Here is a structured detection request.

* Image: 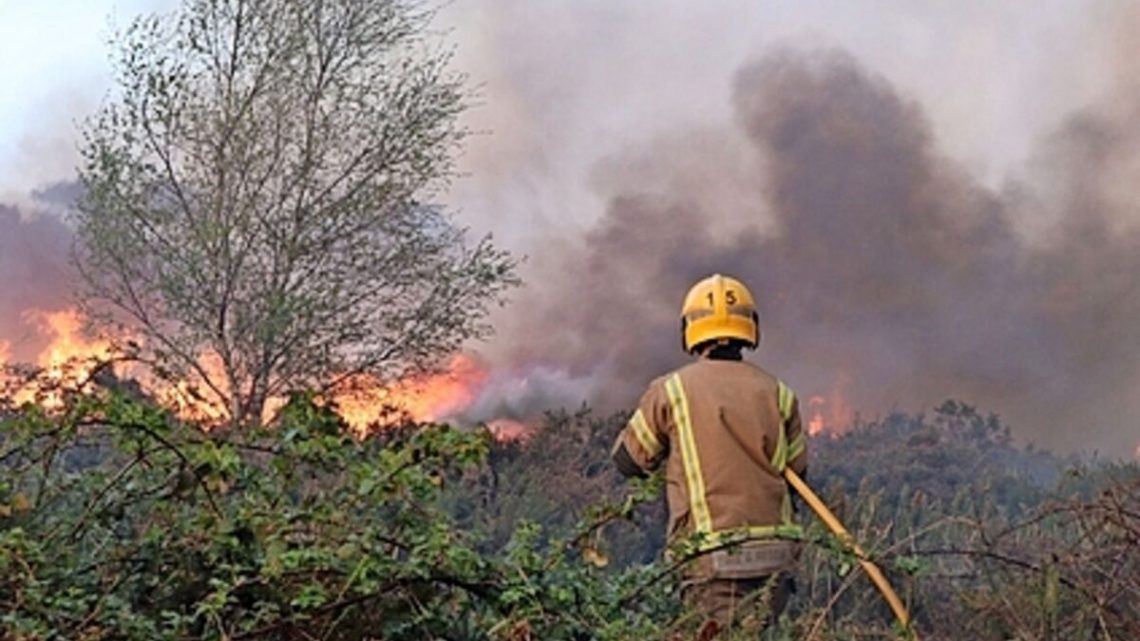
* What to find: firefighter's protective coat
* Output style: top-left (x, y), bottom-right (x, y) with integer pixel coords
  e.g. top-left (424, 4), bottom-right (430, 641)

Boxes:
top-left (612, 356), bottom-right (807, 577)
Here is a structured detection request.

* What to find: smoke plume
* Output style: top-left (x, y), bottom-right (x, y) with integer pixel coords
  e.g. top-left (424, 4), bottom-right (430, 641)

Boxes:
top-left (479, 48), bottom-right (1140, 456)
top-left (4, 2), bottom-right (1139, 455)
top-left (0, 199), bottom-right (78, 362)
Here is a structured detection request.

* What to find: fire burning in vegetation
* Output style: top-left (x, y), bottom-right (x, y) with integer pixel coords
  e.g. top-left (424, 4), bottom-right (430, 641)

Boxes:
top-left (806, 396), bottom-right (826, 436)
top-left (0, 307), bottom-right (530, 439)
top-left (331, 355), bottom-right (488, 431)
top-left (806, 394), bottom-right (852, 437)
top-left (0, 305), bottom-right (850, 441)
top-left (150, 351), bottom-right (233, 426)
top-left (7, 9), bottom-right (1140, 460)
top-left (0, 309), bottom-right (114, 409)
top-left (805, 373), bottom-right (853, 436)
top-left (28, 309), bottom-right (114, 370)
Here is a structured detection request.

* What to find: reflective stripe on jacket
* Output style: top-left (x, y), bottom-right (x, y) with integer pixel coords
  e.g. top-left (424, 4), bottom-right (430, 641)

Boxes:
top-left (612, 358), bottom-right (807, 559)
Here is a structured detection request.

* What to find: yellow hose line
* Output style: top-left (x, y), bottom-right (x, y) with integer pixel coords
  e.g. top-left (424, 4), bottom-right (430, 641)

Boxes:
top-left (784, 468), bottom-right (916, 638)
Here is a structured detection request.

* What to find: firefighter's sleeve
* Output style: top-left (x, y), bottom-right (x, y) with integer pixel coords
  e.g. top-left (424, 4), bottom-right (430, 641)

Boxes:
top-left (611, 382), bottom-right (670, 478)
top-left (785, 396), bottom-right (808, 476)
top-left (773, 380), bottom-right (808, 476)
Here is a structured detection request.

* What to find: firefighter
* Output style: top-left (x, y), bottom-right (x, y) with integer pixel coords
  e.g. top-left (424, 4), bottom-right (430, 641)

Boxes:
top-left (611, 273), bottom-right (807, 638)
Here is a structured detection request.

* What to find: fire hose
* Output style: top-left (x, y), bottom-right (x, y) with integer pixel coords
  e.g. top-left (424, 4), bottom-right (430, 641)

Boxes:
top-left (783, 468), bottom-right (917, 638)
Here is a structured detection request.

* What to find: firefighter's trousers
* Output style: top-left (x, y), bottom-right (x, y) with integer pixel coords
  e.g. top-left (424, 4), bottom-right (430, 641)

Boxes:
top-left (680, 573), bottom-right (793, 639)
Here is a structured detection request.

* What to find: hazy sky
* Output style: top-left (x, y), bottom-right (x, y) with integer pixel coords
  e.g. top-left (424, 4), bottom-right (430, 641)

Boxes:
top-left (447, 2), bottom-right (1133, 249)
top-left (0, 1), bottom-right (1119, 224)
top-left (0, 0), bottom-right (171, 203)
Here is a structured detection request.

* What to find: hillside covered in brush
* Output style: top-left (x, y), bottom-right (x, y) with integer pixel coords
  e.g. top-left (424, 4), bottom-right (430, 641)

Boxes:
top-left (1, 386), bottom-right (1136, 640)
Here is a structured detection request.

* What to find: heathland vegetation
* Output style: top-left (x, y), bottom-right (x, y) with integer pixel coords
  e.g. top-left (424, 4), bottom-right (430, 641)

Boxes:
top-left (1, 380), bottom-right (1137, 639)
top-left (1, 0), bottom-right (1137, 638)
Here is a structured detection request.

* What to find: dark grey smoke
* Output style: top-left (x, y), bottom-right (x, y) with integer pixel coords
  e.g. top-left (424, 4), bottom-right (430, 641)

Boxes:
top-left (0, 201), bottom-right (78, 361)
top-left (3, 38), bottom-right (1137, 454)
top-left (485, 49), bottom-right (1140, 456)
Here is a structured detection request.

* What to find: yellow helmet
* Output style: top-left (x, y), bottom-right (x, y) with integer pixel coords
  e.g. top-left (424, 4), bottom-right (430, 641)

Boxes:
top-left (680, 274), bottom-right (760, 353)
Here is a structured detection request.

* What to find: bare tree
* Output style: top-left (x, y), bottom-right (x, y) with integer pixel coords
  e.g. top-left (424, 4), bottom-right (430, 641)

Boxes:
top-left (74, 0), bottom-right (516, 426)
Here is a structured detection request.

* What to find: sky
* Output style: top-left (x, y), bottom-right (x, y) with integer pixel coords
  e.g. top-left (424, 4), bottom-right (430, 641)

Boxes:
top-left (438, 0), bottom-right (1124, 246)
top-left (1, 1), bottom-right (1138, 455)
top-left (0, 1), bottom-right (166, 202)
top-left (0, 1), bottom-right (1119, 227)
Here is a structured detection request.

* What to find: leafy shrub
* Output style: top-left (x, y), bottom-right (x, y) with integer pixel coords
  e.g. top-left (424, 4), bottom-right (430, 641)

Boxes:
top-left (2, 389), bottom-right (1137, 640)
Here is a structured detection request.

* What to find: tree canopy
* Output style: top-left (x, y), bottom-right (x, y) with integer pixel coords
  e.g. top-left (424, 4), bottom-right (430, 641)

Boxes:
top-left (75, 0), bottom-right (516, 426)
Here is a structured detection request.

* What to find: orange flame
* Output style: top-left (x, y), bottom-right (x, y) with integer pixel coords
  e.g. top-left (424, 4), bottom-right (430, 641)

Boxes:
top-left (1, 309), bottom-right (114, 408)
top-left (2, 308), bottom-right (522, 438)
top-left (333, 354), bottom-right (487, 434)
top-left (807, 395), bottom-right (827, 436)
top-left (27, 309), bottom-right (114, 370)
top-left (150, 351), bottom-right (233, 425)
top-left (487, 417), bottom-right (532, 442)
top-left (145, 350), bottom-right (492, 431)
top-left (805, 385), bottom-right (852, 437)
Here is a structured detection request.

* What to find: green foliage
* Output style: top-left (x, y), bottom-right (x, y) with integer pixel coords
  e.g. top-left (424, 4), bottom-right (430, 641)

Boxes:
top-left (2, 390), bottom-right (1137, 640)
top-left (449, 407), bottom-right (666, 567)
top-left (467, 402), bottom-right (1140, 640)
top-left (0, 390), bottom-right (502, 639)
